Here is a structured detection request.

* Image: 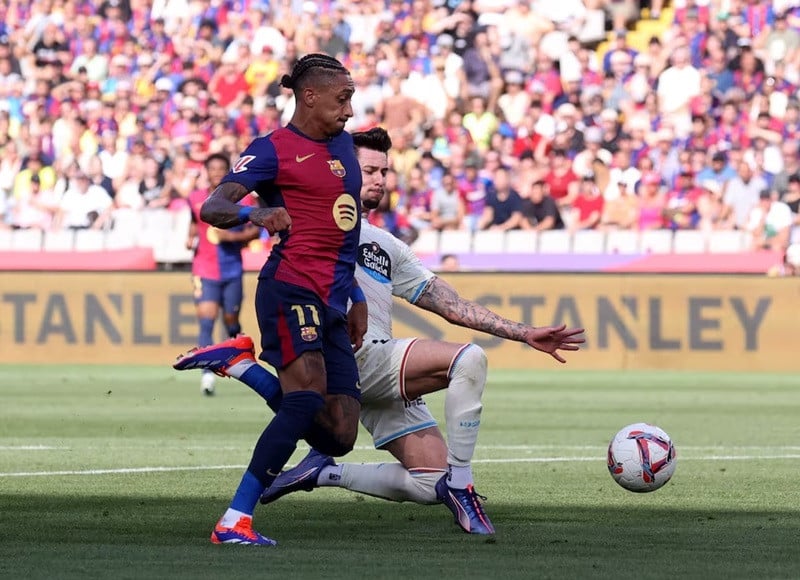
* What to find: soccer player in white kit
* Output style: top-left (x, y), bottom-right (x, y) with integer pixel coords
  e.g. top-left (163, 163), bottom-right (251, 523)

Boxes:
top-left (175, 128), bottom-right (584, 536)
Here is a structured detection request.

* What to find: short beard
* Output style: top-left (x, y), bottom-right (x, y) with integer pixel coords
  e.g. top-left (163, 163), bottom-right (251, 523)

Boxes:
top-left (361, 198), bottom-right (380, 210)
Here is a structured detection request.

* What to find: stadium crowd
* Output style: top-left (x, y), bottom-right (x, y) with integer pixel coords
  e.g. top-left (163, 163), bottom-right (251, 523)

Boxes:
top-left (1, 0), bottom-right (799, 262)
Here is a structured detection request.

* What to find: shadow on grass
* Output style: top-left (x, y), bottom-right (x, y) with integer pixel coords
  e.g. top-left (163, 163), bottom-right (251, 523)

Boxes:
top-left (1, 494), bottom-right (799, 580)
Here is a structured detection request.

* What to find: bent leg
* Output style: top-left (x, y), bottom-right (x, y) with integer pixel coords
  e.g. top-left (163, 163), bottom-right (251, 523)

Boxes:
top-left (403, 340), bottom-right (488, 483)
top-left (316, 428), bottom-right (447, 504)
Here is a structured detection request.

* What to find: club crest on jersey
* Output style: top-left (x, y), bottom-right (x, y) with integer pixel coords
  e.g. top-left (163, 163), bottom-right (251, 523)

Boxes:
top-left (232, 155), bottom-right (256, 173)
top-left (333, 194), bottom-right (358, 232)
top-left (358, 242), bottom-right (391, 283)
top-left (300, 326), bottom-right (318, 342)
top-left (327, 159), bottom-right (346, 177)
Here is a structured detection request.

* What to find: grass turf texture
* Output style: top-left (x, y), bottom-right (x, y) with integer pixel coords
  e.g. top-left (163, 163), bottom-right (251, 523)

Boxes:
top-left (1, 366), bottom-right (799, 580)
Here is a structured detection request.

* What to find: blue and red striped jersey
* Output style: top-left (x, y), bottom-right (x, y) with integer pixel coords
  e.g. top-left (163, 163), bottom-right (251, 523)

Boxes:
top-left (188, 188), bottom-right (254, 281)
top-left (221, 124), bottom-right (362, 313)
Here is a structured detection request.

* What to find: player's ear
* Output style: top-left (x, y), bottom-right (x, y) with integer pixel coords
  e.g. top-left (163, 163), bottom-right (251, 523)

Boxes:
top-left (301, 87), bottom-right (317, 108)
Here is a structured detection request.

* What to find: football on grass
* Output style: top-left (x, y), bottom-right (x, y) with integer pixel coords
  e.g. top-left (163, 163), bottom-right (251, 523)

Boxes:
top-left (607, 423), bottom-right (677, 492)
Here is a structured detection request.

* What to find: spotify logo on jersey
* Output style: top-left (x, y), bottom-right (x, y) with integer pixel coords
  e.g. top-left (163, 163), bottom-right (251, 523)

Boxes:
top-left (333, 194), bottom-right (358, 231)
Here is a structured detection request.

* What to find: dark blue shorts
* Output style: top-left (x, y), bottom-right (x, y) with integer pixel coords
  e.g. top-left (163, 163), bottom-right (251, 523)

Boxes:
top-left (193, 276), bottom-right (244, 315)
top-left (255, 278), bottom-right (360, 400)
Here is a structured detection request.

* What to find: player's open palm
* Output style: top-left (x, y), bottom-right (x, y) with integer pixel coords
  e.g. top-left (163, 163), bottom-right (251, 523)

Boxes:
top-left (525, 324), bottom-right (585, 363)
top-left (252, 207), bottom-right (292, 234)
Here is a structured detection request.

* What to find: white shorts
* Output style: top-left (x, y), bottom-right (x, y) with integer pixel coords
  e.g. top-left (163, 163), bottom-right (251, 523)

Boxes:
top-left (356, 337), bottom-right (438, 449)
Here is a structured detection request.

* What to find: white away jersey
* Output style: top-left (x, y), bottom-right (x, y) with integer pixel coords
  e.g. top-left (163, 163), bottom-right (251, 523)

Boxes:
top-left (355, 221), bottom-right (435, 342)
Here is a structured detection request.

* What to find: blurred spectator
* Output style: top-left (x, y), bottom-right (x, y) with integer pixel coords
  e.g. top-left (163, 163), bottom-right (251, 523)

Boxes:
top-left (497, 70), bottom-right (530, 128)
top-left (462, 96), bottom-right (499, 153)
top-left (438, 253), bottom-right (461, 272)
top-left (573, 126), bottom-right (612, 178)
top-left (544, 148), bottom-right (580, 208)
top-left (404, 166), bottom-right (434, 232)
top-left (462, 30), bottom-right (502, 111)
top-left (600, 179), bottom-right (638, 231)
top-left (209, 53), bottom-right (250, 110)
top-left (368, 169), bottom-right (416, 247)
top-left (658, 46), bottom-right (701, 137)
top-left (430, 171), bottom-right (465, 231)
top-left (781, 174), bottom-right (800, 219)
top-left (520, 179), bottom-right (565, 231)
top-left (772, 141), bottom-right (800, 195)
top-left (696, 151), bottom-right (737, 188)
top-left (746, 189), bottom-right (793, 253)
top-left (458, 157), bottom-right (490, 232)
top-left (56, 171), bottom-right (113, 230)
top-left (479, 168), bottom-right (523, 231)
top-left (722, 161), bottom-right (768, 230)
top-left (380, 72), bottom-right (426, 138)
top-left (697, 179), bottom-right (726, 232)
top-left (9, 174), bottom-right (60, 230)
top-left (568, 173), bottom-right (604, 232)
top-left (13, 153), bottom-right (56, 203)
top-left (603, 29), bottom-right (639, 75)
top-left (637, 171), bottom-right (667, 231)
top-left (663, 169), bottom-right (703, 230)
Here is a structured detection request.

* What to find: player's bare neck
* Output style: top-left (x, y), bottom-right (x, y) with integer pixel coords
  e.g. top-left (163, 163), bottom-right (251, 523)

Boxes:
top-left (289, 113), bottom-right (330, 141)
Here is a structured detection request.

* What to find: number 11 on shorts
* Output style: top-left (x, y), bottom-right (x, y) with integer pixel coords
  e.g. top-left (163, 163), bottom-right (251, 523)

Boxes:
top-left (291, 304), bottom-right (321, 326)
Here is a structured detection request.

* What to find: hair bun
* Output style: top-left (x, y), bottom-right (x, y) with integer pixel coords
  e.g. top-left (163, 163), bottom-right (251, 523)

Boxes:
top-left (279, 74), bottom-right (294, 89)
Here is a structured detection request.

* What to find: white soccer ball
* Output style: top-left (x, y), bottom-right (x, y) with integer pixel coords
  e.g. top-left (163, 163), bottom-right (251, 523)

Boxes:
top-left (607, 423), bottom-right (677, 493)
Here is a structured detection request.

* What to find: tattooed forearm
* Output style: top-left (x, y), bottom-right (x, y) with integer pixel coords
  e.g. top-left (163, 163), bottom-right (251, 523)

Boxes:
top-left (414, 277), bottom-right (531, 342)
top-left (200, 182), bottom-right (251, 228)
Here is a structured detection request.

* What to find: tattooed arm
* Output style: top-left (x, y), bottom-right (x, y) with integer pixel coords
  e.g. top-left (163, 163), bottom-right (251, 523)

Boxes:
top-left (200, 182), bottom-right (291, 235)
top-left (414, 276), bottom-right (531, 342)
top-left (414, 276), bottom-right (585, 362)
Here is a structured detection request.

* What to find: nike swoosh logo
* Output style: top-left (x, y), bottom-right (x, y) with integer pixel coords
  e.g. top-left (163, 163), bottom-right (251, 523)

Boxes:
top-left (296, 153), bottom-right (315, 163)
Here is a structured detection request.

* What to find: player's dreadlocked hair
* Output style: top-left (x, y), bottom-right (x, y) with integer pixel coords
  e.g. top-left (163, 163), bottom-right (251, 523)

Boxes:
top-left (352, 127), bottom-right (393, 154)
top-left (280, 53), bottom-right (349, 92)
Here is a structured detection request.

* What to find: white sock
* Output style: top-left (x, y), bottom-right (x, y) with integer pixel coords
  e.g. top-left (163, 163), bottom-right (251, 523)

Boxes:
top-left (446, 464), bottom-right (474, 489)
top-left (226, 359), bottom-right (257, 379)
top-left (332, 463), bottom-right (443, 504)
top-left (220, 508), bottom-right (250, 527)
top-left (444, 345), bottom-right (487, 469)
top-left (317, 464), bottom-right (344, 486)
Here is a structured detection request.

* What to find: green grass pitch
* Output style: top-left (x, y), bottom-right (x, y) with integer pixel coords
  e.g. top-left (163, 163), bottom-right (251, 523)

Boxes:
top-left (1, 365), bottom-right (799, 579)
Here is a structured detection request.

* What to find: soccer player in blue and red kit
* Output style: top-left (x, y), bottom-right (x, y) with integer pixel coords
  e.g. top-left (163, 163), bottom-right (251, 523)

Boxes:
top-left (186, 153), bottom-right (260, 396)
top-left (196, 54), bottom-right (366, 546)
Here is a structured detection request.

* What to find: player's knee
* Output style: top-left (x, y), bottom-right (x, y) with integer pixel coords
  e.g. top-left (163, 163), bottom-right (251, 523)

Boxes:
top-left (305, 424), bottom-right (355, 457)
top-left (406, 469), bottom-right (444, 505)
top-left (451, 344), bottom-right (488, 390)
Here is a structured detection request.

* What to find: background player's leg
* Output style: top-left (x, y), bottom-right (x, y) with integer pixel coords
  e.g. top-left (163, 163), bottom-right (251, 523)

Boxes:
top-left (194, 278), bottom-right (221, 396)
top-left (221, 277), bottom-right (244, 338)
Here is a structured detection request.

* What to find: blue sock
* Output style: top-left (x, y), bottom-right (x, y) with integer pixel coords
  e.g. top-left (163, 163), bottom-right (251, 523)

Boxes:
top-left (229, 470), bottom-right (265, 515)
top-left (198, 318), bottom-right (215, 347)
top-left (247, 390), bottom-right (325, 488)
top-left (240, 365), bottom-right (282, 412)
top-left (226, 323), bottom-right (241, 338)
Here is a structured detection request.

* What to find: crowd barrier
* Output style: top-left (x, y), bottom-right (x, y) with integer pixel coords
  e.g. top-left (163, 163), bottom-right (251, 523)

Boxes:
top-left (1, 272), bottom-right (796, 372)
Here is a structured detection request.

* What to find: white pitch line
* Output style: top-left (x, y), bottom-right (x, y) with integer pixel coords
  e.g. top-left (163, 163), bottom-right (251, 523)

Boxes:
top-left (3, 454), bottom-right (800, 478)
top-left (0, 445), bottom-right (67, 450)
top-left (0, 465), bottom-right (244, 477)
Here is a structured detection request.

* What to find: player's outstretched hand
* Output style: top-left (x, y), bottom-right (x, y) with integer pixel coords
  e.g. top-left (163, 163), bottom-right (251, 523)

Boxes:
top-left (525, 324), bottom-right (585, 363)
top-left (347, 301), bottom-right (368, 352)
top-left (251, 207), bottom-right (292, 234)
